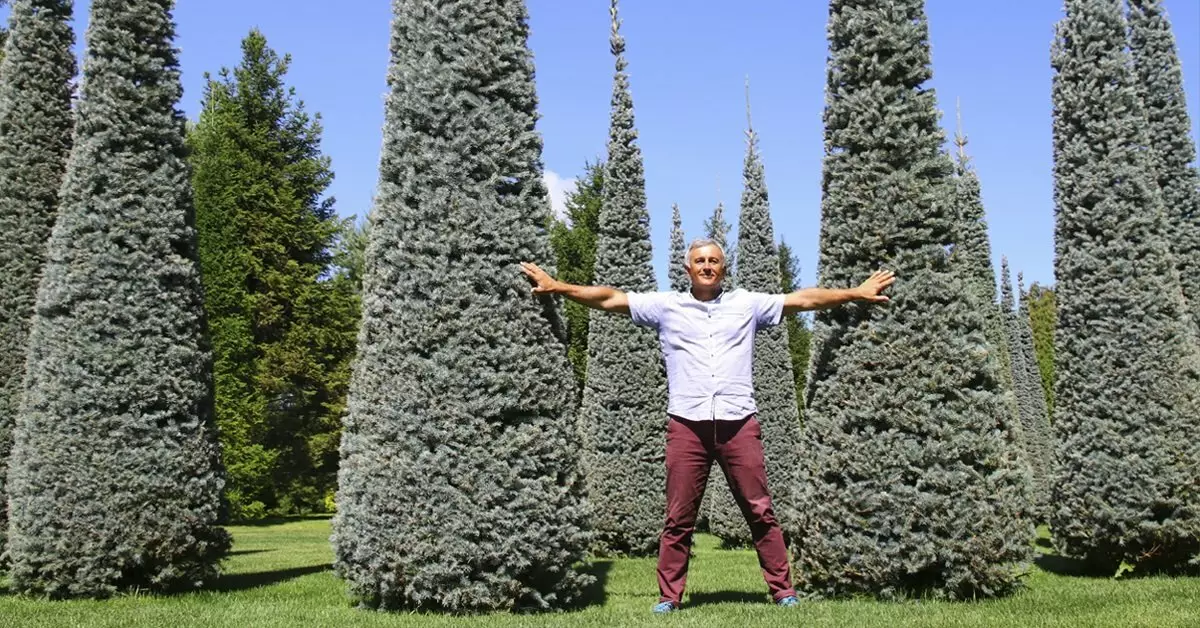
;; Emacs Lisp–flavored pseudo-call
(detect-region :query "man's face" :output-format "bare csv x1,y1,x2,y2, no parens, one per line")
686,244,725,290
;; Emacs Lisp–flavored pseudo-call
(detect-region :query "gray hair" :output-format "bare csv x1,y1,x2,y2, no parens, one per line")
684,238,726,268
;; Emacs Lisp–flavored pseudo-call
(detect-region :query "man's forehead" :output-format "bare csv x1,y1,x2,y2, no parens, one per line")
691,245,723,258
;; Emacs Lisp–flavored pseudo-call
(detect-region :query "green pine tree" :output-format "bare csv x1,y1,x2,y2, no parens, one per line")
189,29,358,520
6,0,229,597
1128,0,1200,330
0,0,75,561
579,0,667,556
1049,0,1200,572
668,203,689,292
778,240,811,411
549,160,603,389
708,102,804,547
1025,282,1056,415
331,0,590,610
793,0,1032,599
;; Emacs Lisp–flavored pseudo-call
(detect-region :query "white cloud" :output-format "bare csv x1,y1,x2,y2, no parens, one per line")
543,170,577,223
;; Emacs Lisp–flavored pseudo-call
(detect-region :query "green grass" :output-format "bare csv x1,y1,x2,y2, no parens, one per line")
2,518,1197,627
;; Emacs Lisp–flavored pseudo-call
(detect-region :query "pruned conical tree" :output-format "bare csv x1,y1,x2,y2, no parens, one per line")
1050,0,1200,572
0,0,75,561
330,0,591,611
668,203,689,292
1128,0,1200,330
578,0,667,556
953,107,1013,395
1001,258,1051,520
791,0,1032,599
708,94,804,547
1014,271,1054,520
6,0,230,598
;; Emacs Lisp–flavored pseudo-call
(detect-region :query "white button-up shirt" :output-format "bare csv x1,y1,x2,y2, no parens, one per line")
627,288,785,422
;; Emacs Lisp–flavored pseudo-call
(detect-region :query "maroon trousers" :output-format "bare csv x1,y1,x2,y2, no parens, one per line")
657,415,796,605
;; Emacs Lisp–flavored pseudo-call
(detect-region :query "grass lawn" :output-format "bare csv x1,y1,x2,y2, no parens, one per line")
2,517,1197,627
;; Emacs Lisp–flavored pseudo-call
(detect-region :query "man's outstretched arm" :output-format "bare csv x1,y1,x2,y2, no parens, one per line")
520,262,630,315
783,269,896,315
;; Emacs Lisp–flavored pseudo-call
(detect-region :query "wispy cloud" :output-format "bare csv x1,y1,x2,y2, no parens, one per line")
543,170,577,223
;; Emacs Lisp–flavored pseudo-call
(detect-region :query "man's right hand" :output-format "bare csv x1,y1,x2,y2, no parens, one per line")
519,262,630,314
520,262,560,295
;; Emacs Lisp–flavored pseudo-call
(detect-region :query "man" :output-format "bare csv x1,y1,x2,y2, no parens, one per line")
520,239,895,613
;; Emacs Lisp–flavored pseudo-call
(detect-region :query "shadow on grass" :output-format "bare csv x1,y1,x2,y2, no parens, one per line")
210,563,332,592
1034,537,1054,551
228,549,272,557
1033,554,1111,578
566,560,612,610
686,590,768,608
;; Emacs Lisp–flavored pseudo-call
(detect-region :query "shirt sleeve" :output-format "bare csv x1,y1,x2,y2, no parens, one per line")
627,291,668,328
750,291,785,328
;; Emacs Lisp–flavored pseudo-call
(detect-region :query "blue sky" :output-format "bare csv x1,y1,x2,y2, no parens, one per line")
16,0,1200,290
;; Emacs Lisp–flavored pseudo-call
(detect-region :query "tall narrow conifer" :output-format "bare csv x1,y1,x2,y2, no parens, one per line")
669,203,689,292
1014,272,1055,520
792,0,1031,599
7,0,229,597
1128,0,1200,328
0,0,75,560
708,94,804,546
330,0,591,610
1050,0,1200,572
578,0,667,556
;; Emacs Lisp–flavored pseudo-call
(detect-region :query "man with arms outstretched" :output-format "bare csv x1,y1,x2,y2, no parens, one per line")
521,239,895,613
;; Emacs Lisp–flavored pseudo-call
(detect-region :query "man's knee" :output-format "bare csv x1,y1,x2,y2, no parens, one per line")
740,494,778,527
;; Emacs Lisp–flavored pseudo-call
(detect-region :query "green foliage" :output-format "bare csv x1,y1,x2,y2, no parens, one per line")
332,214,370,295
0,0,75,561
778,240,811,411
1128,0,1200,331
549,160,603,389
793,0,1032,600
331,0,590,611
189,30,357,521
1049,0,1200,572
1025,283,1056,415
6,0,229,597
578,0,667,557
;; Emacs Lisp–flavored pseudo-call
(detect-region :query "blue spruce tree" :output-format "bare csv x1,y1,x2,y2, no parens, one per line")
331,0,591,611
1049,0,1200,572
6,0,229,597
0,0,75,561
577,0,668,556
792,0,1032,599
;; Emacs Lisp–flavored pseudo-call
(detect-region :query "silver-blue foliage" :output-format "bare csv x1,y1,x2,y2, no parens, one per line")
6,0,229,597
331,0,591,611
0,0,75,562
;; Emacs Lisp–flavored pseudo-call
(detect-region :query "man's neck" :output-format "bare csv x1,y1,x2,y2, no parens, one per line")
690,286,723,302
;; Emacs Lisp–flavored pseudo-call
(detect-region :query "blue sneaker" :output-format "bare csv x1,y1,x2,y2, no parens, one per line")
777,595,800,607
653,600,678,614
